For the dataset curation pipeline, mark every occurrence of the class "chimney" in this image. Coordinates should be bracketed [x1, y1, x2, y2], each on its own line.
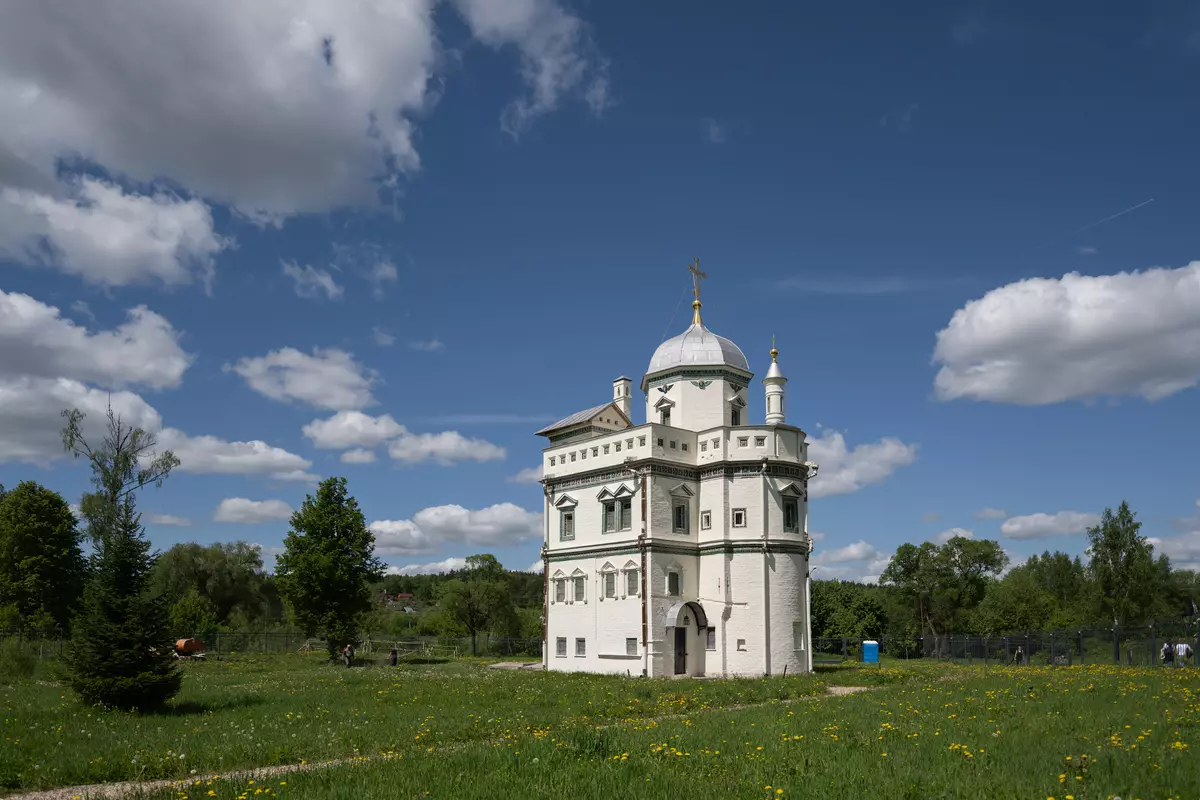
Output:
[613, 376, 632, 420]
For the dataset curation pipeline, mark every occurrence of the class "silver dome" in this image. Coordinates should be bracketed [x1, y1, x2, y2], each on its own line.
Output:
[645, 323, 750, 376]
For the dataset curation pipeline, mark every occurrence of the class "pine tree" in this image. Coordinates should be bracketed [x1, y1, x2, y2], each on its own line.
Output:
[275, 477, 384, 659]
[61, 406, 182, 710]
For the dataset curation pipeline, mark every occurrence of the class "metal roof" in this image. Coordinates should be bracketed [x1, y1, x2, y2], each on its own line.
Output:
[535, 402, 615, 436]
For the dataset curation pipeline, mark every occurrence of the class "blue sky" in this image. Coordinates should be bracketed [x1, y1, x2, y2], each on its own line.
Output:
[2, 0, 1199, 580]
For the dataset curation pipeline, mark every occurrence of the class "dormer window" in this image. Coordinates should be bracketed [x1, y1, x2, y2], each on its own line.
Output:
[660, 407, 671, 426]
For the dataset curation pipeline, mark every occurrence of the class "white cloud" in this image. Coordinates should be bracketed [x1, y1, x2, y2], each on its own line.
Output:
[370, 502, 541, 556]
[0, 0, 606, 221]
[367, 260, 397, 300]
[0, 288, 191, 390]
[507, 465, 543, 484]
[142, 512, 191, 527]
[808, 531, 826, 541]
[933, 527, 974, 545]
[226, 347, 377, 411]
[974, 507, 1007, 520]
[1148, 530, 1200, 571]
[303, 410, 405, 450]
[0, 376, 162, 465]
[1001, 511, 1100, 540]
[340, 448, 377, 464]
[408, 339, 445, 352]
[281, 261, 343, 300]
[807, 429, 918, 498]
[526, 559, 544, 573]
[0, 177, 230, 289]
[158, 428, 315, 482]
[933, 262, 1200, 405]
[385, 557, 469, 576]
[387, 431, 506, 465]
[702, 117, 725, 144]
[452, 0, 611, 138]
[372, 327, 396, 347]
[815, 540, 879, 565]
[214, 497, 294, 524]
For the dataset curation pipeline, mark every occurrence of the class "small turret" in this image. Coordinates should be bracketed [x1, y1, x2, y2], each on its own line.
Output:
[613, 376, 632, 420]
[764, 337, 787, 425]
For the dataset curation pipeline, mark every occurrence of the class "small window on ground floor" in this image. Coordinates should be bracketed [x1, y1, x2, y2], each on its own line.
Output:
[556, 637, 567, 657]
[706, 627, 716, 650]
[626, 637, 638, 656]
[737, 638, 747, 651]
[793, 621, 806, 652]
[575, 637, 586, 657]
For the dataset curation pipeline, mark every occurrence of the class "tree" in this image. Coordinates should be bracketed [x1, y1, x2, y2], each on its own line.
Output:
[971, 567, 1054, 634]
[61, 406, 182, 710]
[1087, 502, 1155, 627]
[275, 477, 384, 659]
[439, 577, 513, 656]
[0, 481, 86, 630]
[170, 586, 220, 639]
[153, 541, 274, 626]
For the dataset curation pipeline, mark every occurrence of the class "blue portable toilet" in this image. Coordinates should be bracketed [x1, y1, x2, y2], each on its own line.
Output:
[862, 640, 879, 664]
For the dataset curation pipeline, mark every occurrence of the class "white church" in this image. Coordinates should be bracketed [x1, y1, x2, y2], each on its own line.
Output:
[537, 262, 820, 677]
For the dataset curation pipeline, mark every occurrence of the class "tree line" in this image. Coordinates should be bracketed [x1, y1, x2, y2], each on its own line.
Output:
[813, 504, 1200, 645]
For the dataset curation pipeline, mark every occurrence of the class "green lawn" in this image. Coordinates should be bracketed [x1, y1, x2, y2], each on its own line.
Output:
[0, 656, 905, 793]
[2, 658, 1196, 799]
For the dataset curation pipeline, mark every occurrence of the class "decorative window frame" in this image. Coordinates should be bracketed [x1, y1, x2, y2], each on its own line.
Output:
[599, 562, 618, 600]
[551, 569, 567, 604]
[665, 560, 683, 597]
[700, 510, 712, 530]
[555, 495, 578, 541]
[571, 568, 587, 604]
[556, 636, 568, 657]
[669, 484, 693, 535]
[780, 483, 804, 533]
[732, 507, 747, 528]
[622, 560, 640, 597]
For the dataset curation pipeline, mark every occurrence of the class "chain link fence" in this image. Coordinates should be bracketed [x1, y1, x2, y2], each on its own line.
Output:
[814, 623, 1200, 667]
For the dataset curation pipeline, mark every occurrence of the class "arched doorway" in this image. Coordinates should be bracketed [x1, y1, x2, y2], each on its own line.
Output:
[664, 601, 708, 676]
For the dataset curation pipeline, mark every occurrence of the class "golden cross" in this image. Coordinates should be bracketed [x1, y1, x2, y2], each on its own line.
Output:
[688, 258, 706, 303]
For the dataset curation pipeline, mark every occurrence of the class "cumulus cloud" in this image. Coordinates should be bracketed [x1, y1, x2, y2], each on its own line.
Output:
[933, 527, 974, 545]
[226, 347, 377, 411]
[143, 512, 191, 527]
[452, 0, 611, 138]
[158, 429, 315, 482]
[1001, 511, 1100, 540]
[0, 177, 230, 289]
[370, 502, 541, 555]
[974, 507, 1007, 520]
[526, 560, 544, 573]
[385, 557, 469, 576]
[0, 288, 191, 390]
[387, 431, 506, 465]
[340, 448, 377, 464]
[214, 497, 294, 524]
[0, 0, 607, 223]
[815, 540, 879, 565]
[807, 429, 918, 498]
[281, 261, 343, 300]
[366, 261, 398, 300]
[1148, 530, 1200, 571]
[933, 262, 1200, 405]
[507, 465, 543, 484]
[303, 411, 405, 450]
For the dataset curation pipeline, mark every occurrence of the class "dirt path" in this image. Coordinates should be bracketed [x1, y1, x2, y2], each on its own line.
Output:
[6, 685, 875, 800]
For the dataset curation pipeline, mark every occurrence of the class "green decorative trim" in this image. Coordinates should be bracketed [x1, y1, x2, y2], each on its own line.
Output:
[643, 368, 751, 394]
[691, 380, 713, 390]
[545, 458, 810, 493]
[546, 538, 813, 562]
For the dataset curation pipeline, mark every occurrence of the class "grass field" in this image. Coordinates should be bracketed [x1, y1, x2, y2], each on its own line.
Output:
[1, 657, 1197, 799]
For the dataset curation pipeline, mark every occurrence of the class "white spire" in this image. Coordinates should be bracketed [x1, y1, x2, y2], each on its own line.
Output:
[764, 337, 787, 425]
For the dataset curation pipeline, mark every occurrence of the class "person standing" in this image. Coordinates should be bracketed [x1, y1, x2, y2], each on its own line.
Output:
[1175, 640, 1193, 667]
[1162, 641, 1175, 667]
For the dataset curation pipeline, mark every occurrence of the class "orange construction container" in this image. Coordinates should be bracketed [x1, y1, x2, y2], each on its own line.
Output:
[175, 638, 205, 654]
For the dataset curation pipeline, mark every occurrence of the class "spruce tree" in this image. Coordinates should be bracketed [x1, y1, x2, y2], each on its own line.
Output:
[61, 407, 182, 710]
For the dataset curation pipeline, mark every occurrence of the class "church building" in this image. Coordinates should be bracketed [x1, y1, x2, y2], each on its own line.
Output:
[537, 262, 820, 677]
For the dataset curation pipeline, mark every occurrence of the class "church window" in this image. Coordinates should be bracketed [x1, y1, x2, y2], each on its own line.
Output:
[618, 498, 632, 531]
[737, 638, 747, 651]
[731, 408, 742, 426]
[668, 571, 681, 597]
[672, 503, 689, 533]
[614, 441, 621, 452]
[700, 441, 707, 452]
[556, 637, 567, 657]
[626, 569, 639, 596]
[755, 436, 766, 447]
[580, 449, 587, 459]
[681, 443, 688, 452]
[603, 444, 610, 454]
[575, 637, 586, 657]
[706, 627, 716, 650]
[660, 408, 671, 426]
[603, 501, 616, 532]
[604, 572, 616, 599]
[626, 438, 634, 449]
[732, 508, 747, 528]
[574, 576, 585, 602]
[570, 452, 576, 462]
[737, 437, 749, 447]
[669, 440, 677, 449]
[592, 447, 599, 457]
[626, 637, 638, 656]
[793, 621, 806, 652]
[550, 456, 556, 466]
[783, 498, 799, 533]
[700, 510, 712, 530]
[555, 580, 566, 603]
[638, 436, 646, 446]
[711, 438, 719, 449]
[657, 438, 664, 447]
[560, 511, 575, 541]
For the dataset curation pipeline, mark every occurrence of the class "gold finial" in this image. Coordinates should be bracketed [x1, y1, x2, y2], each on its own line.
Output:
[688, 257, 706, 325]
[770, 334, 778, 361]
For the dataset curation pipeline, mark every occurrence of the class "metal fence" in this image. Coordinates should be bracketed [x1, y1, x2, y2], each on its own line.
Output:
[0, 629, 542, 661]
[813, 624, 1200, 667]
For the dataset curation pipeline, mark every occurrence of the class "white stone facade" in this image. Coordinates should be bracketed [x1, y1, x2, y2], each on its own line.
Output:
[537, 296, 818, 678]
